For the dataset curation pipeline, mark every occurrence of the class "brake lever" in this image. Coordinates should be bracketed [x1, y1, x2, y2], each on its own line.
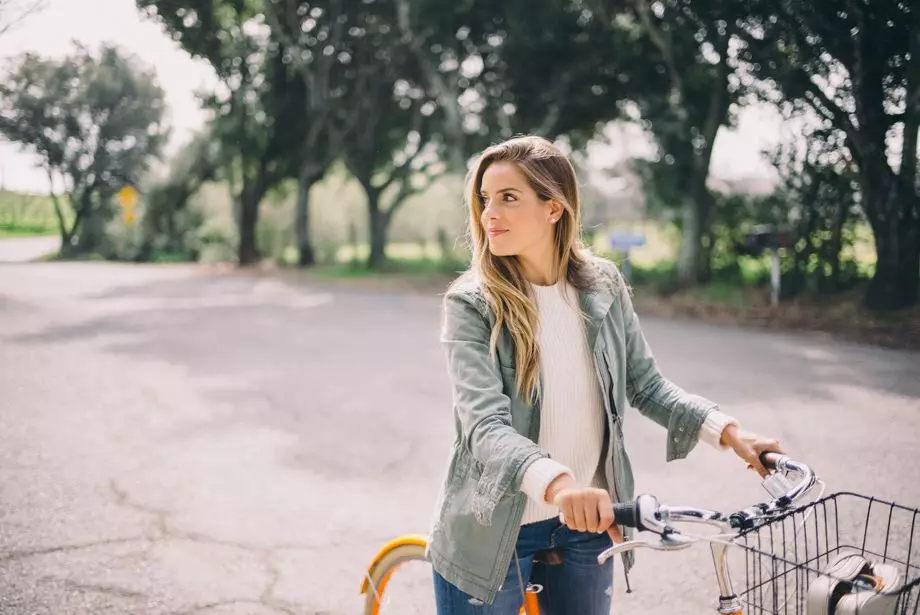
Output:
[597, 531, 696, 564]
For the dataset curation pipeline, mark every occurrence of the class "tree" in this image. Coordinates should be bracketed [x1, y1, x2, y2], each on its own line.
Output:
[410, 0, 742, 284]
[393, 0, 493, 171]
[769, 116, 864, 296]
[262, 0, 365, 267]
[475, 1, 635, 146]
[400, 0, 634, 162]
[337, 0, 444, 269]
[0, 43, 168, 255]
[736, 0, 920, 309]
[137, 129, 221, 261]
[590, 0, 744, 286]
[138, 0, 296, 265]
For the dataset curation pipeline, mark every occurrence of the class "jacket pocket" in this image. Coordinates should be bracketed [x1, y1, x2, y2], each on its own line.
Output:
[456, 443, 483, 480]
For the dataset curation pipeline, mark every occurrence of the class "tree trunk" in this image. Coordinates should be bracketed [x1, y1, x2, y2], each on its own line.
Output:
[45, 171, 70, 250]
[238, 179, 262, 266]
[295, 164, 322, 268]
[825, 197, 847, 292]
[676, 201, 703, 285]
[675, 177, 714, 286]
[865, 183, 920, 310]
[700, 230, 714, 283]
[789, 197, 818, 297]
[367, 189, 389, 270]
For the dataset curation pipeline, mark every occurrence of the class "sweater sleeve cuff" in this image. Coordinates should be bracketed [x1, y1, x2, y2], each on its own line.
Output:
[520, 457, 573, 504]
[699, 410, 740, 451]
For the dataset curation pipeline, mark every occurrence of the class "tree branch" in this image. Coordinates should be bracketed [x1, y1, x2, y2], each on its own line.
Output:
[736, 25, 864, 160]
[45, 166, 67, 241]
[382, 119, 437, 221]
[632, 0, 686, 120]
[534, 72, 573, 138]
[698, 30, 732, 169]
[0, 0, 46, 37]
[263, 0, 343, 153]
[395, 0, 464, 171]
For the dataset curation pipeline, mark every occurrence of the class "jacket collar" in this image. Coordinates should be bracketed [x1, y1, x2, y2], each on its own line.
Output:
[578, 277, 618, 351]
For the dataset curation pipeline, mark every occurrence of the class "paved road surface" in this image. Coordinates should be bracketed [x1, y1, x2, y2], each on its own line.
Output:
[1, 260, 918, 614]
[0, 236, 59, 263]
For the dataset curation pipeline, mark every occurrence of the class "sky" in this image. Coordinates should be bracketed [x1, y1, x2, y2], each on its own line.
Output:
[0, 0, 784, 195]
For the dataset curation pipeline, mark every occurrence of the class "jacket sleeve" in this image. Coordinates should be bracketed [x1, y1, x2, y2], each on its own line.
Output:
[614, 272, 720, 462]
[440, 291, 547, 525]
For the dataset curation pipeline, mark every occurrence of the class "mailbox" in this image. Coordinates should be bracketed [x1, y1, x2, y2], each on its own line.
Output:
[737, 225, 791, 257]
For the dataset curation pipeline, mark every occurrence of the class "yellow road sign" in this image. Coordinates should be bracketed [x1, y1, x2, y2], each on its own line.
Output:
[116, 185, 138, 209]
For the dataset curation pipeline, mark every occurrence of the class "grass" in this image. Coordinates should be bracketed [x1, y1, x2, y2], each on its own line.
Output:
[0, 225, 57, 238]
[0, 190, 64, 237]
[314, 258, 459, 279]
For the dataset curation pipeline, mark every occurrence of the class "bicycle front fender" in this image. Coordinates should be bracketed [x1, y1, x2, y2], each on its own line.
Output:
[359, 534, 429, 594]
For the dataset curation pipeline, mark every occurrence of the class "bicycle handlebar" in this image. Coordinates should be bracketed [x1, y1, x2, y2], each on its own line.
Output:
[598, 453, 817, 565]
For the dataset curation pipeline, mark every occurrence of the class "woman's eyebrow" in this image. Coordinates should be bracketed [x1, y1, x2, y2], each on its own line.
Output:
[480, 187, 522, 194]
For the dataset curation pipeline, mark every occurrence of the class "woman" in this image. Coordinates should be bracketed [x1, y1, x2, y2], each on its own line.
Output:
[427, 135, 783, 614]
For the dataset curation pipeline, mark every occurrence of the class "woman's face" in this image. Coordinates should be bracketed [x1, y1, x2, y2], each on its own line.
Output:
[478, 161, 561, 261]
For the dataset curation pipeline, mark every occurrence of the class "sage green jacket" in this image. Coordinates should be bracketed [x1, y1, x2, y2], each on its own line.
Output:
[426, 256, 719, 604]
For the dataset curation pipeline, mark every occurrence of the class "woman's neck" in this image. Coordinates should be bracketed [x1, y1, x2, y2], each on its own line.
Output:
[517, 250, 558, 286]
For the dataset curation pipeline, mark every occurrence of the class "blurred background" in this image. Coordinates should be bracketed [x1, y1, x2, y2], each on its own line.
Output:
[0, 0, 917, 332]
[0, 1, 918, 614]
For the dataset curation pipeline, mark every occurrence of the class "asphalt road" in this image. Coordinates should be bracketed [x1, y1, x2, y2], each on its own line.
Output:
[0, 236, 59, 263]
[1, 259, 918, 614]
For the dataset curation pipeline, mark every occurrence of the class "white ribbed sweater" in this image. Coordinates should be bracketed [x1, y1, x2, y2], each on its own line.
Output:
[518, 281, 738, 526]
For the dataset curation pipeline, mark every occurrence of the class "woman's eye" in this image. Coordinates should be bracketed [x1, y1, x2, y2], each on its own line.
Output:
[502, 193, 516, 202]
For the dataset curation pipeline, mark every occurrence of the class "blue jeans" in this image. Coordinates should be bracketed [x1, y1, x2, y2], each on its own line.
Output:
[433, 517, 614, 614]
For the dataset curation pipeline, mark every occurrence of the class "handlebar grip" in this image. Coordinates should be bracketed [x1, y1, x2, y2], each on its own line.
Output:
[759, 451, 781, 471]
[613, 501, 639, 529]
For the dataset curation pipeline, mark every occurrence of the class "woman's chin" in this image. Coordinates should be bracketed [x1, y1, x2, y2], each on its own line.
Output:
[487, 243, 515, 257]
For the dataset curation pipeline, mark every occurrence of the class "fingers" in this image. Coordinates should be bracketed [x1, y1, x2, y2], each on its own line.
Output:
[749, 456, 769, 479]
[584, 494, 600, 532]
[556, 488, 624, 534]
[751, 438, 784, 478]
[607, 524, 624, 544]
[560, 498, 575, 532]
[762, 439, 785, 455]
[572, 494, 588, 532]
[557, 489, 608, 533]
[597, 497, 614, 534]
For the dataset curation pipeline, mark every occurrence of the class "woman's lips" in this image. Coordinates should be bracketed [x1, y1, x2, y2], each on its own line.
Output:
[488, 229, 508, 237]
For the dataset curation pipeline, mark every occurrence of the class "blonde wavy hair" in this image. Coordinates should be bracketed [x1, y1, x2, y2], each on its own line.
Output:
[456, 135, 601, 402]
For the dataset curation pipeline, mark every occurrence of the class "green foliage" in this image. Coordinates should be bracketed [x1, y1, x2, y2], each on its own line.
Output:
[733, 0, 920, 309]
[138, 0, 300, 264]
[629, 260, 677, 287]
[706, 191, 788, 281]
[767, 129, 869, 297]
[135, 130, 221, 262]
[0, 43, 168, 255]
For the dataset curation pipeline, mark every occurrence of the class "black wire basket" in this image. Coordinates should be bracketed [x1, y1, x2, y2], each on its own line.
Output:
[731, 492, 920, 615]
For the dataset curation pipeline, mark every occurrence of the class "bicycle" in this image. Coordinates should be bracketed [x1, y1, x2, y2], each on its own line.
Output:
[360, 453, 920, 614]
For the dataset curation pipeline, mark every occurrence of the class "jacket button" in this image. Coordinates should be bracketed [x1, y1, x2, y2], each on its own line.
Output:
[679, 427, 684, 433]
[673, 437, 679, 443]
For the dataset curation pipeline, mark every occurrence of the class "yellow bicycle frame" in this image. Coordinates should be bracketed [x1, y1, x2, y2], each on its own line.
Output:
[360, 533, 429, 596]
[361, 533, 539, 614]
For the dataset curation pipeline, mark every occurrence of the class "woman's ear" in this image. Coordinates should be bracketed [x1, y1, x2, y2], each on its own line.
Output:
[547, 200, 565, 223]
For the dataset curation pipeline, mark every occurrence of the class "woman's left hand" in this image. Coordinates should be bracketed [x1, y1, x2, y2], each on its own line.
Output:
[720, 424, 784, 478]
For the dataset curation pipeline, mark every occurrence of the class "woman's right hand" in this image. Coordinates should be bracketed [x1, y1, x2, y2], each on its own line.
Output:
[546, 474, 624, 542]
